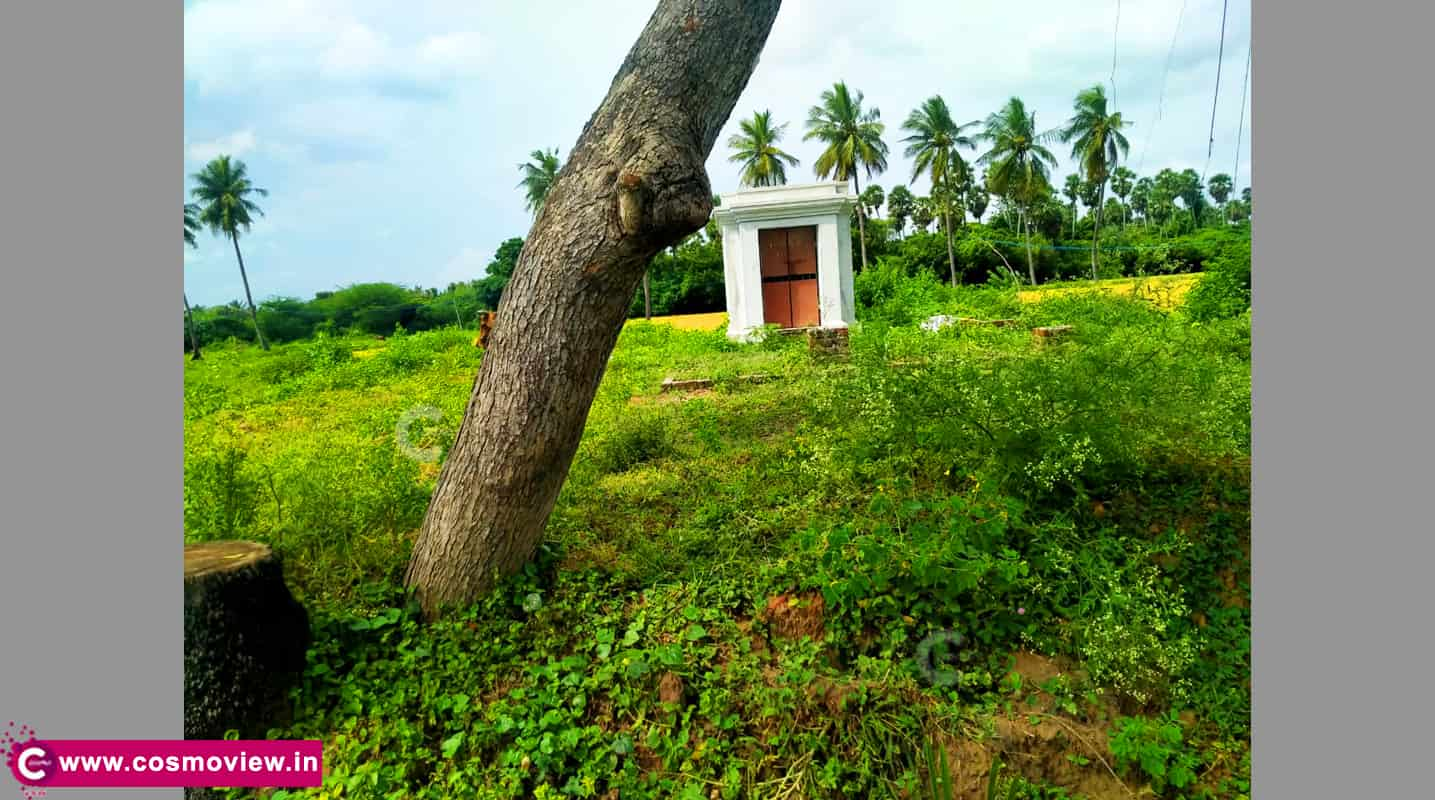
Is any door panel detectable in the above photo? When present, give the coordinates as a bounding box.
[790,277,820,328]
[758,228,790,278]
[786,226,818,277]
[757,225,820,329]
[762,281,793,328]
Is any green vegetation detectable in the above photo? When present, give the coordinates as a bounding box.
[190,155,272,350]
[728,110,802,188]
[186,270,1250,798]
[804,81,890,271]
[519,148,563,218]
[185,84,1250,360]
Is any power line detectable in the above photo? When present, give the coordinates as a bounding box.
[987,239,1176,253]
[1110,0,1121,107]
[1203,0,1231,185]
[1233,43,1251,190]
[1137,0,1188,175]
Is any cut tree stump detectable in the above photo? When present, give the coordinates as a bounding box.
[1031,325,1075,343]
[184,541,310,742]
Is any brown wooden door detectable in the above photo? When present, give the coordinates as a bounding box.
[759,228,793,328]
[758,226,820,329]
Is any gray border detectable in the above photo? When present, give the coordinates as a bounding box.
[1257,2,1435,797]
[0,1,180,797]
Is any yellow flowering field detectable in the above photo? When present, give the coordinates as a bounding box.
[624,310,728,331]
[1018,273,1201,311]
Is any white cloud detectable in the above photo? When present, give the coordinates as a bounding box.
[182,0,1251,306]
[415,32,485,78]
[184,0,487,94]
[186,129,258,164]
[432,246,490,289]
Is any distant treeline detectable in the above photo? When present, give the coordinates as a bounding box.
[185,215,1249,353]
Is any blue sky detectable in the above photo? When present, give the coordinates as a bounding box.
[182,0,1251,307]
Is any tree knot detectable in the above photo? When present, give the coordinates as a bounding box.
[613,157,711,248]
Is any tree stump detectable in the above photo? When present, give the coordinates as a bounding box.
[1032,325,1075,344]
[184,541,310,742]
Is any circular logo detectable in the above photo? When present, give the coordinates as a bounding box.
[395,405,445,463]
[914,629,966,688]
[12,741,57,786]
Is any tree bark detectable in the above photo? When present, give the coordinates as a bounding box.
[184,541,308,741]
[1091,181,1105,281]
[231,235,269,351]
[184,292,202,361]
[643,271,652,319]
[943,190,957,287]
[1021,205,1036,286]
[404,0,783,617]
[851,171,869,271]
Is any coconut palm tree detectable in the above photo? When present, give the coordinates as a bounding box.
[518,148,562,217]
[911,197,934,233]
[1110,166,1136,228]
[977,97,1058,285]
[886,185,916,236]
[183,203,203,360]
[1131,177,1153,227]
[1062,174,1083,238]
[1057,85,1131,280]
[965,179,989,224]
[190,155,270,350]
[804,82,889,271]
[1207,173,1233,221]
[727,110,800,187]
[901,95,979,286]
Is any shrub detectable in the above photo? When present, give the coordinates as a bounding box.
[184,441,260,539]
[1183,242,1251,322]
[1108,714,1201,794]
[854,258,949,326]
[582,407,676,474]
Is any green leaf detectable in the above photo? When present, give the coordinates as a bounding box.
[621,625,641,647]
[441,733,464,758]
[684,624,708,642]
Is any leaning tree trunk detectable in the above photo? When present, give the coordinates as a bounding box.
[184,541,309,741]
[851,171,869,271]
[643,271,652,319]
[943,205,957,287]
[231,236,269,351]
[184,292,202,361]
[404,0,783,617]
[1022,205,1036,286]
[1091,181,1105,281]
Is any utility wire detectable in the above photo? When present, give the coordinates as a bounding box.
[1233,43,1251,190]
[1203,0,1231,185]
[1137,0,1188,175]
[1110,0,1122,107]
[986,239,1177,253]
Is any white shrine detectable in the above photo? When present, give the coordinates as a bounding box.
[711,181,857,342]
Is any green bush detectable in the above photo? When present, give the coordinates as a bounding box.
[184,441,260,539]
[1108,714,1201,795]
[854,258,949,326]
[581,407,677,474]
[1184,243,1251,321]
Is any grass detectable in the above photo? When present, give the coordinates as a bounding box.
[184,277,1250,800]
